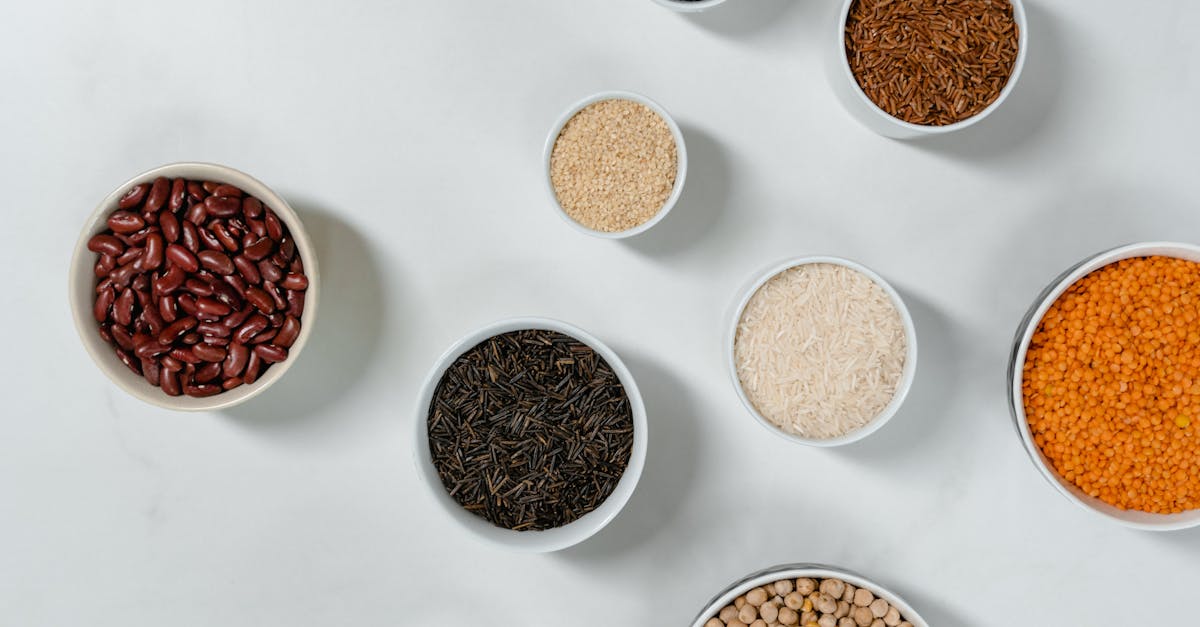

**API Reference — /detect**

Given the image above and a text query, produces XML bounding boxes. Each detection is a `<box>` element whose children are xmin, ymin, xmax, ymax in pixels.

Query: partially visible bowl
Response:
<box><xmin>413</xmin><ymin>317</ymin><xmax>648</xmax><ymax>552</ymax></box>
<box><xmin>829</xmin><ymin>0</ymin><xmax>1028</xmax><ymax>138</ymax></box>
<box><xmin>1008</xmin><ymin>241</ymin><xmax>1200</xmax><ymax>531</ymax></box>
<box><xmin>726</xmin><ymin>256</ymin><xmax>918</xmax><ymax>447</ymax></box>
<box><xmin>652</xmin><ymin>0</ymin><xmax>729</xmax><ymax>12</ymax></box>
<box><xmin>69</xmin><ymin>162</ymin><xmax>320</xmax><ymax>411</ymax></box>
<box><xmin>691</xmin><ymin>563</ymin><xmax>931</xmax><ymax>627</ymax></box>
<box><xmin>543</xmin><ymin>90</ymin><xmax>687</xmax><ymax>239</ymax></box>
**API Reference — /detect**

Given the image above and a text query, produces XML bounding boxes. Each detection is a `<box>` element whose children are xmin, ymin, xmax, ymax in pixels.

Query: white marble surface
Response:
<box><xmin>2</xmin><ymin>1</ymin><xmax>1198</xmax><ymax>624</ymax></box>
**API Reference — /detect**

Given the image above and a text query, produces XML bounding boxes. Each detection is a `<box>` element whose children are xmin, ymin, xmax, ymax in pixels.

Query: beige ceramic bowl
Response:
<box><xmin>68</xmin><ymin>162</ymin><xmax>319</xmax><ymax>411</ymax></box>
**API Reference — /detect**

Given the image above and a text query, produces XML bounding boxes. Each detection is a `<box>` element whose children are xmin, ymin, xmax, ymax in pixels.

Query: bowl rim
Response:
<box><xmin>542</xmin><ymin>90</ymin><xmax>688</xmax><ymax>239</ymax></box>
<box><xmin>726</xmin><ymin>256</ymin><xmax>919</xmax><ymax>447</ymax></box>
<box><xmin>650</xmin><ymin>0</ymin><xmax>729</xmax><ymax>12</ymax></box>
<box><xmin>689</xmin><ymin>563</ymin><xmax>931</xmax><ymax>627</ymax></box>
<box><xmin>836</xmin><ymin>0</ymin><xmax>1029</xmax><ymax>135</ymax></box>
<box><xmin>68</xmin><ymin>161</ymin><xmax>320</xmax><ymax>412</ymax></box>
<box><xmin>1008</xmin><ymin>241</ymin><xmax>1200</xmax><ymax>530</ymax></box>
<box><xmin>412</xmin><ymin>316</ymin><xmax>648</xmax><ymax>552</ymax></box>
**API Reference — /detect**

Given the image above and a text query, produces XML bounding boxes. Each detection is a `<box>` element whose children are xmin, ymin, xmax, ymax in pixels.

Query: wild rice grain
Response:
<box><xmin>845</xmin><ymin>0</ymin><xmax>1020</xmax><ymax>126</ymax></box>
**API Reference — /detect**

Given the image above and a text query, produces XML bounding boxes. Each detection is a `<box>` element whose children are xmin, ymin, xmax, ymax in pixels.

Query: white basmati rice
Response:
<box><xmin>734</xmin><ymin>263</ymin><xmax>907</xmax><ymax>439</ymax></box>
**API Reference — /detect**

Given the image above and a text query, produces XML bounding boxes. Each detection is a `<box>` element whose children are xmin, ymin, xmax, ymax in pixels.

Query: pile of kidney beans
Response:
<box><xmin>88</xmin><ymin>178</ymin><xmax>308</xmax><ymax>398</ymax></box>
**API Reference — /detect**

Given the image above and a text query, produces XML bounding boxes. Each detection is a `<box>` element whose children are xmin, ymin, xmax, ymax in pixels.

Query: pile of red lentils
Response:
<box><xmin>1023</xmin><ymin>256</ymin><xmax>1200</xmax><ymax>514</ymax></box>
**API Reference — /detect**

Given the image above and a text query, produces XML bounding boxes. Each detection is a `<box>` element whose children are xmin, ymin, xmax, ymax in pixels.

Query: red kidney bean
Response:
<box><xmin>242</xmin><ymin>196</ymin><xmax>263</xmax><ymax>218</ymax></box>
<box><xmin>160</xmin><ymin>355</ymin><xmax>184</xmax><ymax>372</ymax></box>
<box><xmin>184</xmin><ymin>278</ymin><xmax>214</xmax><ymax>297</ymax></box>
<box><xmin>158</xmin><ymin>295</ymin><xmax>178</xmax><ymax>323</ymax></box>
<box><xmin>251</xmin><ymin>328</ymin><xmax>277</xmax><ymax>345</ymax></box>
<box><xmin>145</xmin><ymin>177</ymin><xmax>170</xmax><ymax>212</ymax></box>
<box><xmin>196</xmin><ymin>322</ymin><xmax>230</xmax><ymax>338</ymax></box>
<box><xmin>115</xmin><ymin>347</ymin><xmax>142</xmax><ymax>375</ymax></box>
<box><xmin>243</xmin><ymin>237</ymin><xmax>273</xmax><ymax>261</ymax></box>
<box><xmin>202</xmin><ymin>181</ymin><xmax>220</xmax><ymax>193</ymax></box>
<box><xmin>274</xmin><ymin>316</ymin><xmax>301</xmax><ymax>348</ymax></box>
<box><xmin>211</xmin><ymin>222</ymin><xmax>239</xmax><ymax>251</ymax></box>
<box><xmin>154</xmin><ymin>265</ymin><xmax>186</xmax><ymax>294</ymax></box>
<box><xmin>170</xmin><ymin>347</ymin><xmax>201</xmax><ymax>364</ymax></box>
<box><xmin>94</xmin><ymin>286</ymin><xmax>114</xmax><ymax>323</ymax></box>
<box><xmin>196</xmin><ymin>297</ymin><xmax>231</xmax><ymax>317</ymax></box>
<box><xmin>195</xmin><ymin>361</ymin><xmax>223</xmax><ymax>383</ymax></box>
<box><xmin>264</xmin><ymin>211</ymin><xmax>283</xmax><ymax>241</ymax></box>
<box><xmin>204</xmin><ymin>196</ymin><xmax>241</xmax><ymax>217</ymax></box>
<box><xmin>88</xmin><ymin>234</ymin><xmax>125</xmax><ymax>256</ymax></box>
<box><xmin>185</xmin><ymin>203</ymin><xmax>206</xmax><ymax>225</ymax></box>
<box><xmin>287</xmin><ymin>289</ymin><xmax>305</xmax><ymax>317</ymax></box>
<box><xmin>96</xmin><ymin>277</ymin><xmax>114</xmax><ymax>294</ymax></box>
<box><xmin>181</xmin><ymin>332</ymin><xmax>202</xmax><ymax>345</ymax></box>
<box><xmin>160</xmin><ymin>368</ymin><xmax>181</xmax><ymax>396</ymax></box>
<box><xmin>128</xmin><ymin>227</ymin><xmax>157</xmax><ymax>245</ymax></box>
<box><xmin>233</xmin><ymin>314</ymin><xmax>269</xmax><ymax>344</ymax></box>
<box><xmin>181</xmin><ymin>220</ymin><xmax>200</xmax><ymax>252</ymax></box>
<box><xmin>222</xmin><ymin>274</ymin><xmax>248</xmax><ymax>298</ymax></box>
<box><xmin>142</xmin><ymin>358</ymin><xmax>161</xmax><ymax>387</ymax></box>
<box><xmin>243</xmin><ymin>351</ymin><xmax>262</xmax><ymax>385</ymax></box>
<box><xmin>117</xmin><ymin>246</ymin><xmax>143</xmax><ymax>267</ymax></box>
<box><xmin>245</xmin><ymin>287</ymin><xmax>275</xmax><ymax>313</ymax></box>
<box><xmin>223</xmin><ymin>305</ymin><xmax>253</xmax><ymax>329</ymax></box>
<box><xmin>197</xmin><ymin>250</ymin><xmax>235</xmax><ymax>275</ymax></box>
<box><xmin>176</xmin><ymin>294</ymin><xmax>198</xmax><ymax>316</ymax></box>
<box><xmin>212</xmin><ymin>184</ymin><xmax>243</xmax><ymax>198</ymax></box>
<box><xmin>141</xmin><ymin>234</ymin><xmax>163</xmax><ymax>271</ymax></box>
<box><xmin>210</xmin><ymin>281</ymin><xmax>243</xmax><ymax>309</ymax></box>
<box><xmin>280</xmin><ymin>273</ymin><xmax>308</xmax><ymax>291</ymax></box>
<box><xmin>223</xmin><ymin>343</ymin><xmax>249</xmax><ymax>377</ymax></box>
<box><xmin>222</xmin><ymin>377</ymin><xmax>244</xmax><ymax>391</ymax></box>
<box><xmin>110</xmin><ymin>262</ymin><xmax>138</xmax><ymax>289</ymax></box>
<box><xmin>246</xmin><ymin>217</ymin><xmax>267</xmax><ymax>238</ymax></box>
<box><xmin>160</xmin><ymin>211</ymin><xmax>180</xmax><ymax>243</ymax></box>
<box><xmin>197</xmin><ymin>225</ymin><xmax>222</xmax><ymax>251</ymax></box>
<box><xmin>168</xmin><ymin>178</ymin><xmax>187</xmax><ymax>212</ymax></box>
<box><xmin>184</xmin><ymin>383</ymin><xmax>222</xmax><ymax>398</ymax></box>
<box><xmin>97</xmin><ymin>324</ymin><xmax>113</xmax><ymax>344</ymax></box>
<box><xmin>257</xmin><ymin>259</ymin><xmax>283</xmax><ymax>283</ymax></box>
<box><xmin>113</xmin><ymin>288</ymin><xmax>135</xmax><ymax>326</ymax></box>
<box><xmin>111</xmin><ymin>325</ymin><xmax>135</xmax><ymax>351</ymax></box>
<box><xmin>107</xmin><ymin>211</ymin><xmax>145</xmax><ymax>233</ymax></box>
<box><xmin>192</xmin><ymin>343</ymin><xmax>226</xmax><ymax>363</ymax></box>
<box><xmin>276</xmin><ymin>237</ymin><xmax>295</xmax><ymax>263</ymax></box>
<box><xmin>158</xmin><ymin>316</ymin><xmax>196</xmax><ymax>345</ymax></box>
<box><xmin>118</xmin><ymin>183</ymin><xmax>149</xmax><ymax>209</ymax></box>
<box><xmin>140</xmin><ymin>305</ymin><xmax>165</xmax><ymax>335</ymax></box>
<box><xmin>186</xmin><ymin>181</ymin><xmax>206</xmax><ymax>201</ymax></box>
<box><xmin>266</xmin><ymin>283</ymin><xmax>287</xmax><ymax>310</ymax></box>
<box><xmin>94</xmin><ymin>254</ymin><xmax>116</xmax><ymax>278</ymax></box>
<box><xmin>203</xmin><ymin>336</ymin><xmax>230</xmax><ymax>347</ymax></box>
<box><xmin>254</xmin><ymin>344</ymin><xmax>288</xmax><ymax>363</ymax></box>
<box><xmin>165</xmin><ymin>244</ymin><xmax>199</xmax><ymax>272</ymax></box>
<box><xmin>267</xmin><ymin>312</ymin><xmax>284</xmax><ymax>327</ymax></box>
<box><xmin>233</xmin><ymin>255</ymin><xmax>261</xmax><ymax>284</ymax></box>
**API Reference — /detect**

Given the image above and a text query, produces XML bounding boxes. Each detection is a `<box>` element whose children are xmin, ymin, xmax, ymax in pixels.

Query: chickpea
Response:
<box><xmin>898</xmin><ymin>623</ymin><xmax>913</xmax><ymax>627</ymax></box>
<box><xmin>883</xmin><ymin>606</ymin><xmax>902</xmax><ymax>626</ymax></box>
<box><xmin>751</xmin><ymin>621</ymin><xmax>768</xmax><ymax>627</ymax></box>
<box><xmin>815</xmin><ymin>593</ymin><xmax>838</xmax><ymax>614</ymax></box>
<box><xmin>775</xmin><ymin>579</ymin><xmax>795</xmax><ymax>596</ymax></box>
<box><xmin>852</xmin><ymin>606</ymin><xmax>874</xmax><ymax>627</ymax></box>
<box><xmin>869</xmin><ymin>599</ymin><xmax>889</xmax><ymax>618</ymax></box>
<box><xmin>801</xmin><ymin>611</ymin><xmax>817</xmax><ymax>625</ymax></box>
<box><xmin>836</xmin><ymin>601</ymin><xmax>850</xmax><ymax>618</ymax></box>
<box><xmin>739</xmin><ymin>604</ymin><xmax>759</xmax><ymax>624</ymax></box>
<box><xmin>761</xmin><ymin>602</ymin><xmax>780</xmax><ymax>623</ymax></box>
<box><xmin>852</xmin><ymin>589</ymin><xmax>874</xmax><ymax>607</ymax></box>
<box><xmin>727</xmin><ymin>621</ymin><xmax>748</xmax><ymax>627</ymax></box>
<box><xmin>736</xmin><ymin>596</ymin><xmax>747</xmax><ymax>609</ymax></box>
<box><xmin>838</xmin><ymin>619</ymin><xmax>856</xmax><ymax>627</ymax></box>
<box><xmin>747</xmin><ymin>588</ymin><xmax>769</xmax><ymax>607</ymax></box>
<box><xmin>720</xmin><ymin>606</ymin><xmax>739</xmax><ymax>622</ymax></box>
<box><xmin>819</xmin><ymin>579</ymin><xmax>846</xmax><ymax>599</ymax></box>
<box><xmin>842</xmin><ymin>585</ymin><xmax>856</xmax><ymax>604</ymax></box>
<box><xmin>796</xmin><ymin>578</ymin><xmax>817</xmax><ymax>596</ymax></box>
<box><xmin>779</xmin><ymin>607</ymin><xmax>800</xmax><ymax>625</ymax></box>
<box><xmin>704</xmin><ymin>619</ymin><xmax>723</xmax><ymax>627</ymax></box>
<box><xmin>871</xmin><ymin>620</ymin><xmax>885</xmax><ymax>627</ymax></box>
<box><xmin>784</xmin><ymin>592</ymin><xmax>805</xmax><ymax>611</ymax></box>
<box><xmin>818</xmin><ymin>615</ymin><xmax>837</xmax><ymax>627</ymax></box>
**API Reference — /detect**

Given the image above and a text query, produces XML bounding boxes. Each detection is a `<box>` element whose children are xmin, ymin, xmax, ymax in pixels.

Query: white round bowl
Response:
<box><xmin>652</xmin><ymin>0</ymin><xmax>729</xmax><ymax>12</ymax></box>
<box><xmin>727</xmin><ymin>256</ymin><xmax>918</xmax><ymax>447</ymax></box>
<box><xmin>690</xmin><ymin>563</ymin><xmax>931</xmax><ymax>627</ymax></box>
<box><xmin>543</xmin><ymin>91</ymin><xmax>688</xmax><ymax>239</ymax></box>
<box><xmin>1008</xmin><ymin>241</ymin><xmax>1200</xmax><ymax>531</ymax></box>
<box><xmin>413</xmin><ymin>317</ymin><xmax>648</xmax><ymax>552</ymax></box>
<box><xmin>69</xmin><ymin>162</ymin><xmax>320</xmax><ymax>412</ymax></box>
<box><xmin>831</xmin><ymin>0</ymin><xmax>1029</xmax><ymax>139</ymax></box>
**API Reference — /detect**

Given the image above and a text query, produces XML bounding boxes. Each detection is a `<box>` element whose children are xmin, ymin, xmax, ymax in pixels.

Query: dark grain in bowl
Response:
<box><xmin>87</xmin><ymin>178</ymin><xmax>309</xmax><ymax>398</ymax></box>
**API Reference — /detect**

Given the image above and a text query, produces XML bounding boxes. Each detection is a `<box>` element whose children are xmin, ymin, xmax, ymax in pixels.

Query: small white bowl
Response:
<box><xmin>68</xmin><ymin>162</ymin><xmax>320</xmax><ymax>412</ymax></box>
<box><xmin>413</xmin><ymin>317</ymin><xmax>648</xmax><ymax>552</ymax></box>
<box><xmin>1009</xmin><ymin>242</ymin><xmax>1200</xmax><ymax>531</ymax></box>
<box><xmin>690</xmin><ymin>563</ymin><xmax>931</xmax><ymax>627</ymax></box>
<box><xmin>652</xmin><ymin>0</ymin><xmax>729</xmax><ymax>12</ymax></box>
<box><xmin>831</xmin><ymin>0</ymin><xmax>1029</xmax><ymax>139</ymax></box>
<box><xmin>543</xmin><ymin>91</ymin><xmax>688</xmax><ymax>239</ymax></box>
<box><xmin>727</xmin><ymin>256</ymin><xmax>919</xmax><ymax>447</ymax></box>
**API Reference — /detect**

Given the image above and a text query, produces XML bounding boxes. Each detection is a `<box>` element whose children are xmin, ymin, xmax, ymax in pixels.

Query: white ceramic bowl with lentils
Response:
<box><xmin>691</xmin><ymin>564</ymin><xmax>929</xmax><ymax>627</ymax></box>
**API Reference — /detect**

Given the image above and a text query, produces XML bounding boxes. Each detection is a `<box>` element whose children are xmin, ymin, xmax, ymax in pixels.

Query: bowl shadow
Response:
<box><xmin>683</xmin><ymin>0</ymin><xmax>811</xmax><ymax>39</ymax></box>
<box><xmin>222</xmin><ymin>201</ymin><xmax>389</xmax><ymax>440</ymax></box>
<box><xmin>839</xmin><ymin>289</ymin><xmax>962</xmax><ymax>463</ymax></box>
<box><xmin>906</xmin><ymin>3</ymin><xmax>1065</xmax><ymax>162</ymax></box>
<box><xmin>557</xmin><ymin>350</ymin><xmax>702</xmax><ymax>560</ymax></box>
<box><xmin>624</xmin><ymin>124</ymin><xmax>734</xmax><ymax>258</ymax></box>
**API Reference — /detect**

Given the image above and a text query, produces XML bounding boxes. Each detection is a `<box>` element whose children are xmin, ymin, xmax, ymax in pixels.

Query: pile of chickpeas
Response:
<box><xmin>703</xmin><ymin>576</ymin><xmax>913</xmax><ymax>627</ymax></box>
